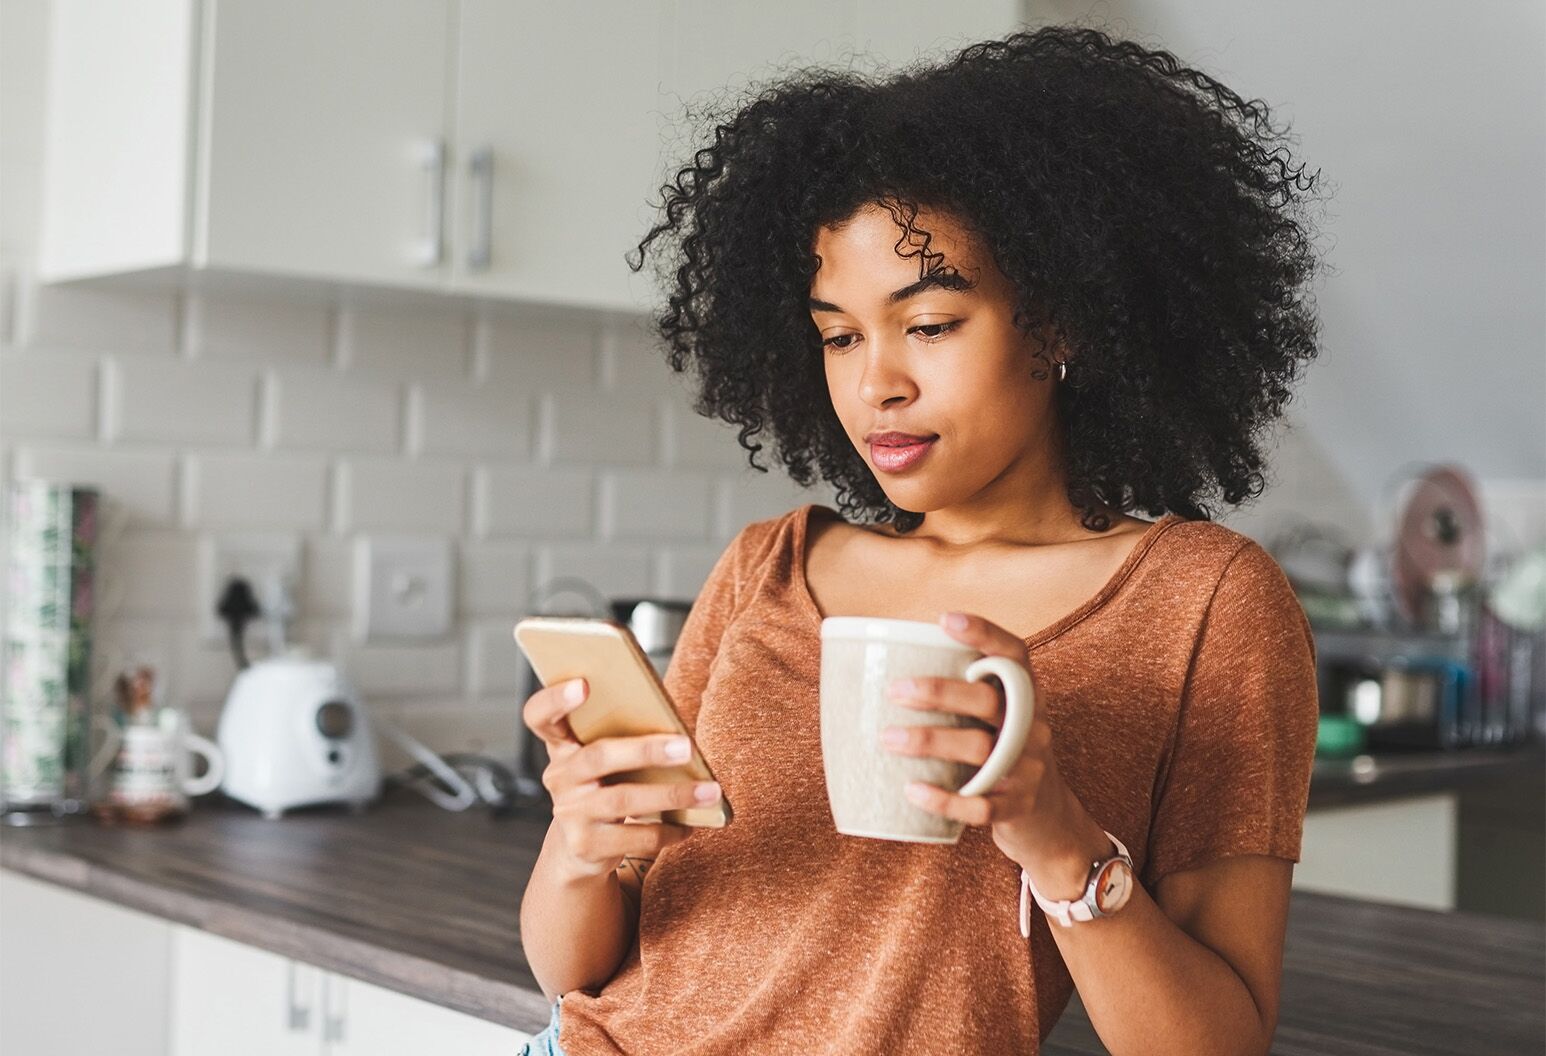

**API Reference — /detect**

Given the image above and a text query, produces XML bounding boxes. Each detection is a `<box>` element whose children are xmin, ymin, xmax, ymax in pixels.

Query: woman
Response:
<box><xmin>519</xmin><ymin>23</ymin><xmax>1325</xmax><ymax>1056</ymax></box>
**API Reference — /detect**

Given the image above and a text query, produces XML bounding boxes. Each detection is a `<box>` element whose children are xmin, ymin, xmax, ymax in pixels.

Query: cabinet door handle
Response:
<box><xmin>415</xmin><ymin>137</ymin><xmax>447</xmax><ymax>268</ymax></box>
<box><xmin>322</xmin><ymin>972</ymin><xmax>348</xmax><ymax>1043</ymax></box>
<box><xmin>285</xmin><ymin>960</ymin><xmax>313</xmax><ymax>1032</ymax></box>
<box><xmin>467</xmin><ymin>144</ymin><xmax>494</xmax><ymax>271</ymax></box>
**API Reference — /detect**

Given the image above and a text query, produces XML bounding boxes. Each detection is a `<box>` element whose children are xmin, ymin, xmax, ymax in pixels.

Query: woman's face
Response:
<box><xmin>809</xmin><ymin>202</ymin><xmax>1065</xmax><ymax>519</ymax></box>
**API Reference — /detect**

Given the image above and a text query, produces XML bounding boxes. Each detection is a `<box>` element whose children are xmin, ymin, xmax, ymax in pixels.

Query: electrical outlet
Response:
<box><xmin>353</xmin><ymin>534</ymin><xmax>454</xmax><ymax>641</ymax></box>
<box><xmin>199</xmin><ymin>534</ymin><xmax>303</xmax><ymax>642</ymax></box>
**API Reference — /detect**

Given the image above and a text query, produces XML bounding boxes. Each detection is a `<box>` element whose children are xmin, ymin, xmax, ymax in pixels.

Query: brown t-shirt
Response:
<box><xmin>557</xmin><ymin>502</ymin><xmax>1319</xmax><ymax>1054</ymax></box>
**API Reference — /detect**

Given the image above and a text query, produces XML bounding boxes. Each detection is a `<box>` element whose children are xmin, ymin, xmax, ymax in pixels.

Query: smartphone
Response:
<box><xmin>512</xmin><ymin>616</ymin><xmax>731</xmax><ymax>828</ymax></box>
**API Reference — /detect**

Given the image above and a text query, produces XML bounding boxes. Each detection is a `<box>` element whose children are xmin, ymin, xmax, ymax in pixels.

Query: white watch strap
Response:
<box><xmin>1019</xmin><ymin>830</ymin><xmax>1129</xmax><ymax>936</ymax></box>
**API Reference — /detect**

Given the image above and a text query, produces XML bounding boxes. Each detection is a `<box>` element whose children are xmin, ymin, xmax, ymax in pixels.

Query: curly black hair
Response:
<box><xmin>626</xmin><ymin>23</ymin><xmax>1330</xmax><ymax>534</ymax></box>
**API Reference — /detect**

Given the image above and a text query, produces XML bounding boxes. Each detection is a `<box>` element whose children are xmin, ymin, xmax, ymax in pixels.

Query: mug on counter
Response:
<box><xmin>91</xmin><ymin>709</ymin><xmax>225</xmax><ymax>819</ymax></box>
<box><xmin>820</xmin><ymin>616</ymin><xmax>1035</xmax><ymax>843</ymax></box>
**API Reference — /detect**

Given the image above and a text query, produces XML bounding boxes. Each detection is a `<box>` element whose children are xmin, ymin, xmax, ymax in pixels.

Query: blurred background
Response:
<box><xmin>0</xmin><ymin>2</ymin><xmax>1542</xmax><ymax>1053</ymax></box>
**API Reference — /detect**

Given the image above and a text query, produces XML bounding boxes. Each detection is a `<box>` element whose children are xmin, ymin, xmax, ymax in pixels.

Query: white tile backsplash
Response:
<box><xmin>189</xmin><ymin>291</ymin><xmax>331</xmax><ymax>364</ymax></box>
<box><xmin>12</xmin><ymin>445</ymin><xmax>177</xmax><ymax>527</ymax></box>
<box><xmin>0</xmin><ymin>348</ymin><xmax>98</xmax><ymax>437</ymax></box>
<box><xmin>112</xmin><ymin>357</ymin><xmax>260</xmax><ymax>446</ymax></box>
<box><xmin>187</xmin><ymin>452</ymin><xmax>330</xmax><ymax>530</ymax></box>
<box><xmin>270</xmin><ymin>365</ymin><xmax>402</xmax><ymax>453</ymax></box>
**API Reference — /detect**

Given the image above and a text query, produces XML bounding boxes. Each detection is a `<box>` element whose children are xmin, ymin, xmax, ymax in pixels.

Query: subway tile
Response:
<box><xmin>303</xmin><ymin>535</ymin><xmax>353</xmax><ymax>618</ymax></box>
<box><xmin>12</xmin><ymin>445</ymin><xmax>177</xmax><ymax>527</ymax></box>
<box><xmin>0</xmin><ymin>349</ymin><xmax>97</xmax><ymax>438</ymax></box>
<box><xmin>342</xmin><ymin>456</ymin><xmax>466</xmax><ymax>533</ymax></box>
<box><xmin>467</xmin><ymin>621</ymin><xmax>526</xmax><ymax>696</ymax></box>
<box><xmin>97</xmin><ymin>530</ymin><xmax>200</xmax><ymax>619</ymax></box>
<box><xmin>541</xmin><ymin>389</ymin><xmax>656</xmax><ymax>465</ymax></box>
<box><xmin>190</xmin><ymin>291</ymin><xmax>330</xmax><ymax>364</ymax></box>
<box><xmin>417</xmin><ymin>381</ymin><xmax>531</xmax><ymax>459</ymax></box>
<box><xmin>271</xmin><ymin>365</ymin><xmax>401</xmax><ymax>453</ymax></box>
<box><xmin>475</xmin><ymin>464</ymin><xmax>592</xmax><ymax>537</ymax></box>
<box><xmin>654</xmin><ymin>543</ymin><xmax>725</xmax><ymax>600</ymax></box>
<box><xmin>715</xmin><ymin>471</ymin><xmax>836</xmax><ymax>538</ymax></box>
<box><xmin>459</xmin><ymin>540</ymin><xmax>531</xmax><ymax>616</ymax></box>
<box><xmin>344</xmin><ymin>302</ymin><xmax>471</xmax><ymax>381</ymax></box>
<box><xmin>18</xmin><ymin>274</ymin><xmax>178</xmax><ymax>355</ymax></box>
<box><xmin>483</xmin><ymin>313</ymin><xmax>600</xmax><ymax>390</ymax></box>
<box><xmin>599</xmin><ymin>467</ymin><xmax>712</xmax><ymax>540</ymax></box>
<box><xmin>337</xmin><ymin>638</ymin><xmax>462</xmax><ymax>699</ymax></box>
<box><xmin>661</xmin><ymin>398</ymin><xmax>751</xmax><ymax>470</ymax></box>
<box><xmin>532</xmin><ymin>540</ymin><xmax>652</xmax><ymax>600</ymax></box>
<box><xmin>368</xmin><ymin>701</ymin><xmax>519</xmax><ymax>769</ymax></box>
<box><xmin>598</xmin><ymin>312</ymin><xmax>689</xmax><ymax>399</ymax></box>
<box><xmin>112</xmin><ymin>357</ymin><xmax>258</xmax><ymax>446</ymax></box>
<box><xmin>188</xmin><ymin>452</ymin><xmax>328</xmax><ymax>530</ymax></box>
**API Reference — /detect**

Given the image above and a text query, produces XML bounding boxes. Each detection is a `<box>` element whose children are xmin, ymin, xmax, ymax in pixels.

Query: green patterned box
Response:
<box><xmin>1</xmin><ymin>482</ymin><xmax>99</xmax><ymax>815</ymax></box>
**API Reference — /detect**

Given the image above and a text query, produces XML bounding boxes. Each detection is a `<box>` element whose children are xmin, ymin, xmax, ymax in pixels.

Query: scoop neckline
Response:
<box><xmin>792</xmin><ymin>503</ymin><xmax>1183</xmax><ymax>650</ymax></box>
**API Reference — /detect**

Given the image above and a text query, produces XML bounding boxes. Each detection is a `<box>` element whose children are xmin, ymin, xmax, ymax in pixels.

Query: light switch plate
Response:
<box><xmin>199</xmin><ymin>534</ymin><xmax>303</xmax><ymax>642</ymax></box>
<box><xmin>353</xmin><ymin>535</ymin><xmax>454</xmax><ymax>641</ymax></box>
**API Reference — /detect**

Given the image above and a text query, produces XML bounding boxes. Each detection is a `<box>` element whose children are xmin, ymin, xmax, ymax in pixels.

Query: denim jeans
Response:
<box><xmin>519</xmin><ymin>993</ymin><xmax>566</xmax><ymax>1056</ymax></box>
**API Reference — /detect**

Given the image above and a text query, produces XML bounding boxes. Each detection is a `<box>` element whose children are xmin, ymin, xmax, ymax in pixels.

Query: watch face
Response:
<box><xmin>1094</xmin><ymin>860</ymin><xmax>1134</xmax><ymax>913</ymax></box>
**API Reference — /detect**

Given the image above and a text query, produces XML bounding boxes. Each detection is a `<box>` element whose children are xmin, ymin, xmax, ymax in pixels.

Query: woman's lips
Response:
<box><xmin>870</xmin><ymin>437</ymin><xmax>937</xmax><ymax>472</ymax></box>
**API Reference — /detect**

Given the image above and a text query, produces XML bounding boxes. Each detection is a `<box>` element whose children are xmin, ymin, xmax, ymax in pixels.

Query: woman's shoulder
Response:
<box><xmin>1152</xmin><ymin>514</ymin><xmax>1277</xmax><ymax>573</ymax></box>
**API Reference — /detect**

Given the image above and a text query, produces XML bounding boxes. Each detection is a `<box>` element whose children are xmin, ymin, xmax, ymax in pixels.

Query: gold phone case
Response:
<box><xmin>512</xmin><ymin>616</ymin><xmax>731</xmax><ymax>828</ymax></box>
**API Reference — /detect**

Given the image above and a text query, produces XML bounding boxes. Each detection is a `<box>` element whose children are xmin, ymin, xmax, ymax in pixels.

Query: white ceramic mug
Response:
<box><xmin>820</xmin><ymin>616</ymin><xmax>1035</xmax><ymax>843</ymax></box>
<box><xmin>91</xmin><ymin>711</ymin><xmax>225</xmax><ymax>811</ymax></box>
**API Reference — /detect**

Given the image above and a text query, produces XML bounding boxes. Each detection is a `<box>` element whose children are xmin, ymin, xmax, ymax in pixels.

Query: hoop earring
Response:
<box><xmin>1057</xmin><ymin>360</ymin><xmax>1068</xmax><ymax>382</ymax></box>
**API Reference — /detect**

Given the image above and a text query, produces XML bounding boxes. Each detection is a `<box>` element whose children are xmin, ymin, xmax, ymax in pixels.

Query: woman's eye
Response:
<box><xmin>820</xmin><ymin>321</ymin><xmax>961</xmax><ymax>354</ymax></box>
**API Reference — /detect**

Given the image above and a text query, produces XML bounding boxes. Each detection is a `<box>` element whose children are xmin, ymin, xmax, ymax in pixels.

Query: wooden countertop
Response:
<box><xmin>2</xmin><ymin>783</ymin><xmax>1541</xmax><ymax>1052</ymax></box>
<box><xmin>1307</xmin><ymin>741</ymin><xmax>1545</xmax><ymax>809</ymax></box>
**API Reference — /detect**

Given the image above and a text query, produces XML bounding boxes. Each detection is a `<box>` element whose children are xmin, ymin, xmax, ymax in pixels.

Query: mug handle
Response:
<box><xmin>181</xmin><ymin>733</ymin><xmax>226</xmax><ymax>797</ymax></box>
<box><xmin>955</xmin><ymin>657</ymin><xmax>1036</xmax><ymax>798</ymax></box>
<box><xmin>88</xmin><ymin>714</ymin><xmax>122</xmax><ymax>779</ymax></box>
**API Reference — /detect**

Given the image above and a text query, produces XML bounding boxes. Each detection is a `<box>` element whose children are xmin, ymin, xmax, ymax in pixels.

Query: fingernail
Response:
<box><xmin>694</xmin><ymin>781</ymin><xmax>720</xmax><ymax>802</ymax></box>
<box><xmin>941</xmin><ymin>612</ymin><xmax>968</xmax><ymax>631</ymax></box>
<box><xmin>887</xmin><ymin>678</ymin><xmax>915</xmax><ymax>698</ymax></box>
<box><xmin>880</xmin><ymin>727</ymin><xmax>907</xmax><ymax>748</ymax></box>
<box><xmin>565</xmin><ymin>679</ymin><xmax>586</xmax><ymax>704</ymax></box>
<box><xmin>665</xmin><ymin>736</ymin><xmax>691</xmax><ymax>761</ymax></box>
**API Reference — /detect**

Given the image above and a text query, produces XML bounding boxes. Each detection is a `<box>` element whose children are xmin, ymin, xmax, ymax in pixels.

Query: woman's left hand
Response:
<box><xmin>881</xmin><ymin>610</ymin><xmax>1109</xmax><ymax>895</ymax></box>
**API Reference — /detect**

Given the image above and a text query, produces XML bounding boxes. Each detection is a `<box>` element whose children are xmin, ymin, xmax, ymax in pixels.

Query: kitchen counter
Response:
<box><xmin>1</xmin><ymin>782</ymin><xmax>1541</xmax><ymax>1054</ymax></box>
<box><xmin>1307</xmin><ymin>740</ymin><xmax>1545</xmax><ymax>809</ymax></box>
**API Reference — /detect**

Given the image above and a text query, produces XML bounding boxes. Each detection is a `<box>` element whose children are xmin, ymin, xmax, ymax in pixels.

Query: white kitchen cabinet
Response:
<box><xmin>169</xmin><ymin>926</ymin><xmax>326</xmax><ymax>1056</ymax></box>
<box><xmin>0</xmin><ymin>871</ymin><xmax>174</xmax><ymax>1056</ymax></box>
<box><xmin>324</xmin><ymin>971</ymin><xmax>526</xmax><ymax>1055</ymax></box>
<box><xmin>39</xmin><ymin>0</ymin><xmax>1026</xmax><ymax>313</ymax></box>
<box><xmin>1294</xmin><ymin>793</ymin><xmax>1459</xmax><ymax>910</ymax></box>
<box><xmin>40</xmin><ymin>0</ymin><xmax>455</xmax><ymax>295</ymax></box>
<box><xmin>168</xmin><ymin>924</ymin><xmax>528</xmax><ymax>1056</ymax></box>
<box><xmin>448</xmin><ymin>1</ymin><xmax>675</xmax><ymax>314</ymax></box>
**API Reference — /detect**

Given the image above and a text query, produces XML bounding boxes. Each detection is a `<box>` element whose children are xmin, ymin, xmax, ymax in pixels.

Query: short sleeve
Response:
<box><xmin>1143</xmin><ymin>540</ymin><xmax>1320</xmax><ymax>888</ymax></box>
<box><xmin>661</xmin><ymin>521</ymin><xmax>763</xmax><ymax>735</ymax></box>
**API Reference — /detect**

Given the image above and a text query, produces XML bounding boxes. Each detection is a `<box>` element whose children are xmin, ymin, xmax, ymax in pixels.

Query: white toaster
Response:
<box><xmin>216</xmin><ymin>648</ymin><xmax>382</xmax><ymax>818</ymax></box>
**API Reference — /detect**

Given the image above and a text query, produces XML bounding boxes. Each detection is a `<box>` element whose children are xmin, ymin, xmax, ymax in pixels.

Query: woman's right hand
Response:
<box><xmin>523</xmin><ymin>676</ymin><xmax>721</xmax><ymax>881</ymax></box>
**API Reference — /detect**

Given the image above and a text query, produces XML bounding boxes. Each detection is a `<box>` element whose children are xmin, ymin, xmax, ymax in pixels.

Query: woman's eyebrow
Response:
<box><xmin>809</xmin><ymin>271</ymin><xmax>977</xmax><ymax>314</ymax></box>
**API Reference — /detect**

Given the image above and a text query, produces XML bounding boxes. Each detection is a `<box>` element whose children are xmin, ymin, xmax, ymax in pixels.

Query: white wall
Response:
<box><xmin>1035</xmin><ymin>0</ymin><xmax>1546</xmax><ymax>550</ymax></box>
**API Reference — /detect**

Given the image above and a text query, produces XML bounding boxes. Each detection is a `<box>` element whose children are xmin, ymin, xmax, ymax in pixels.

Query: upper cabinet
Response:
<box><xmin>38</xmin><ymin>0</ymin><xmax>1023</xmax><ymax>315</ymax></box>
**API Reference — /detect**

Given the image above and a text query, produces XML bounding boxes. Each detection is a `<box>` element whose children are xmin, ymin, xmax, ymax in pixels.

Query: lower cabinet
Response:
<box><xmin>1294</xmin><ymin>793</ymin><xmax>1458</xmax><ymax>910</ymax></box>
<box><xmin>169</xmin><ymin>925</ymin><xmax>529</xmax><ymax>1055</ymax></box>
<box><xmin>0</xmin><ymin>872</ymin><xmax>533</xmax><ymax>1056</ymax></box>
<box><xmin>0</xmin><ymin>870</ymin><xmax>173</xmax><ymax>1056</ymax></box>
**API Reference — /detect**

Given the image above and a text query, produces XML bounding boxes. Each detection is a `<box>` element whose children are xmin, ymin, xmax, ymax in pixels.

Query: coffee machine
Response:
<box><xmin>512</xmin><ymin>578</ymin><xmax>693</xmax><ymax>806</ymax></box>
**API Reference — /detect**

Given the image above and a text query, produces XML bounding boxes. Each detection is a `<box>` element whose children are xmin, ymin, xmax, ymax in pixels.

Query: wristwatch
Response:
<box><xmin>1019</xmin><ymin>830</ymin><xmax>1135</xmax><ymax>935</ymax></box>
